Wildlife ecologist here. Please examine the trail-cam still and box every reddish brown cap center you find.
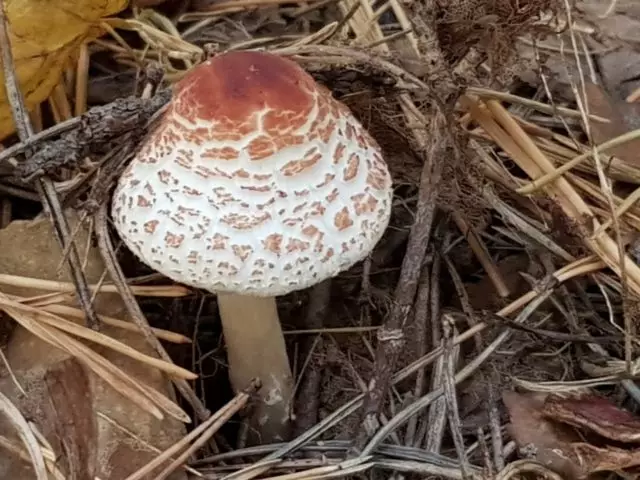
[173,51,317,125]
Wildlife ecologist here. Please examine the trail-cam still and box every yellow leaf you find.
[0,0,128,140]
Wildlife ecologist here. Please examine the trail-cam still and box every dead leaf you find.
[584,82,640,167]
[543,394,640,443]
[0,0,127,140]
[503,391,640,479]
[503,391,585,478]
[43,358,97,479]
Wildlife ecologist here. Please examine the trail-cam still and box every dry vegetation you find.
[2,0,640,479]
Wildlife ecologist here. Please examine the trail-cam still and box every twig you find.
[223,285,558,480]
[353,114,443,451]
[560,2,632,372]
[0,114,81,165]
[487,382,504,471]
[451,212,510,298]
[199,440,476,467]
[443,251,483,352]
[294,279,331,436]
[376,459,479,479]
[221,327,477,480]
[419,233,449,452]
[94,203,210,422]
[403,260,430,447]
[416,239,445,448]
[219,251,599,479]
[0,272,188,296]
[477,427,493,477]
[466,87,609,122]
[0,344,24,395]
[16,90,171,182]
[424,342,447,453]
[488,312,624,344]
[359,290,553,457]
[126,386,255,480]
[37,303,190,344]
[495,460,563,480]
[154,394,250,480]
[516,127,640,195]
[442,316,470,480]
[0,0,101,329]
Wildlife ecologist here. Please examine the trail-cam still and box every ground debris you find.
[0,212,187,479]
[504,391,640,479]
[15,89,171,182]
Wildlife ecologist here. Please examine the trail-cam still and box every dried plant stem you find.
[0,392,47,480]
[221,323,485,480]
[422,249,446,450]
[0,273,188,297]
[0,0,101,329]
[495,460,564,480]
[562,2,631,370]
[35,302,190,344]
[0,291,188,422]
[487,384,505,471]
[404,262,431,447]
[360,290,553,457]
[442,317,469,479]
[466,87,608,122]
[126,387,253,480]
[294,279,331,436]
[424,351,447,452]
[0,295,196,379]
[154,394,249,480]
[464,96,640,295]
[354,117,442,451]
[452,212,510,298]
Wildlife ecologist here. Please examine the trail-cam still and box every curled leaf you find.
[503,391,640,479]
[543,394,640,443]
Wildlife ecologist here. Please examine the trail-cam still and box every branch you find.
[0,0,100,329]
[353,114,445,451]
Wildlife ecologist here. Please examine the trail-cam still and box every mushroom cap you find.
[112,51,393,296]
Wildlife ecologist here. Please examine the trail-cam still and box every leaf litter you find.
[2,0,640,479]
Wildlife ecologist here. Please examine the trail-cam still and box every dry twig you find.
[0,0,101,329]
[354,114,444,451]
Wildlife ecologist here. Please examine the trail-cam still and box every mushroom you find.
[111,51,393,442]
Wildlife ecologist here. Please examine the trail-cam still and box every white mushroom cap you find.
[112,51,393,296]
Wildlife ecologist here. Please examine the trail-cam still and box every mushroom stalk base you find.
[216,292,293,443]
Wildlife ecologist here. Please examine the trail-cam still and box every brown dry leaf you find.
[503,391,584,478]
[584,81,640,167]
[0,0,128,140]
[543,393,640,443]
[503,391,640,479]
[43,358,97,479]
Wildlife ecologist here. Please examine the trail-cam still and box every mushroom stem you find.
[216,292,293,443]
